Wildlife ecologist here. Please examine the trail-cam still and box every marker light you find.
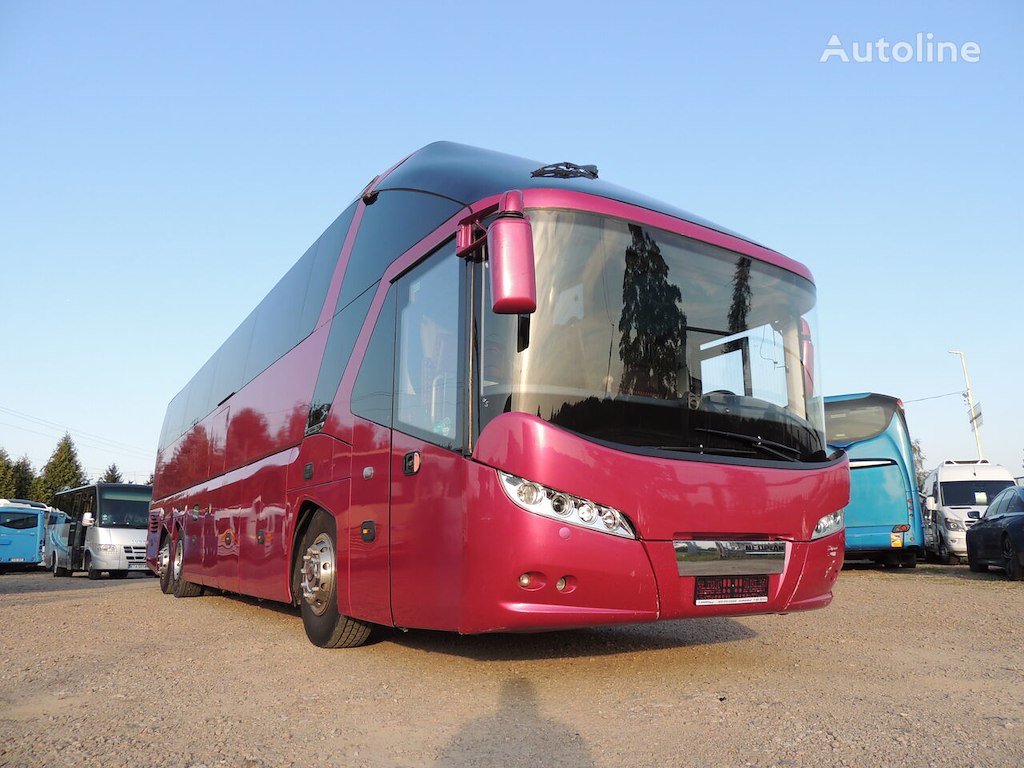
[497,471,636,539]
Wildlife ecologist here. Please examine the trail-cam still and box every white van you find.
[921,460,1016,563]
[49,483,152,579]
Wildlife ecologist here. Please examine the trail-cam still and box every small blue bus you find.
[0,499,47,571]
[824,393,924,568]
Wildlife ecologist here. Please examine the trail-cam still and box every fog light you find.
[519,573,531,587]
[556,577,566,592]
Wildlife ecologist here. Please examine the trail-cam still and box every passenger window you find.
[351,288,397,428]
[307,286,375,434]
[395,244,462,449]
[337,191,463,311]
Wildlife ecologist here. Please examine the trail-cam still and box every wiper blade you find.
[695,427,801,461]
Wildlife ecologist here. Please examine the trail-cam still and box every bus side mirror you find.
[487,190,536,314]
[925,497,936,512]
[82,512,95,527]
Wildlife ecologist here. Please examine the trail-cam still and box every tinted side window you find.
[394,245,463,449]
[300,204,357,335]
[337,191,463,310]
[351,288,397,428]
[306,285,375,434]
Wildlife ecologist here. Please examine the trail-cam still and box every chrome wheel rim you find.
[173,538,184,582]
[159,540,170,580]
[300,532,335,617]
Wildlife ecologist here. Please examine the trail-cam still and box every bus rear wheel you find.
[296,510,370,648]
[52,554,69,578]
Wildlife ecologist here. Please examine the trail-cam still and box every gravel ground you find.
[1,562,1022,768]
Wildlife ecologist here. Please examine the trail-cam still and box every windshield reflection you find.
[478,209,827,462]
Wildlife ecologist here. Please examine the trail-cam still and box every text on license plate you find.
[695,575,769,605]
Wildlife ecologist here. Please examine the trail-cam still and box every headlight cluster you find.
[497,471,636,539]
[97,543,120,553]
[945,518,965,532]
[812,509,844,540]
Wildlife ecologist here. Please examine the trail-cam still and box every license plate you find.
[128,563,148,570]
[695,575,769,605]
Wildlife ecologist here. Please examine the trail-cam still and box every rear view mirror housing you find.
[487,190,536,314]
[82,512,95,527]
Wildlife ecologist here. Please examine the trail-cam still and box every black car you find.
[966,485,1024,580]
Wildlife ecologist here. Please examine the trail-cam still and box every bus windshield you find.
[479,209,826,462]
[97,488,151,528]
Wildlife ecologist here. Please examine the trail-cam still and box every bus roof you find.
[373,142,764,249]
[819,393,901,405]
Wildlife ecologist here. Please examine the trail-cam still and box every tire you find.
[158,535,173,594]
[295,510,371,648]
[52,554,69,578]
[967,545,987,573]
[937,538,955,565]
[171,533,203,598]
[1002,536,1023,581]
[86,553,101,580]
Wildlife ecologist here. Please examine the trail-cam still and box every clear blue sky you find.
[1,1,1021,482]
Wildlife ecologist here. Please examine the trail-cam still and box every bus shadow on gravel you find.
[380,617,757,661]
[186,587,758,658]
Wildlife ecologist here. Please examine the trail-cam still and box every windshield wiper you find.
[695,427,802,461]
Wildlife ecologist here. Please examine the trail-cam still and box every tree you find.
[0,448,13,498]
[912,439,928,491]
[10,456,36,499]
[99,463,124,483]
[34,433,89,507]
[618,224,686,398]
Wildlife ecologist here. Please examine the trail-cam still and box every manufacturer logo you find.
[820,33,981,64]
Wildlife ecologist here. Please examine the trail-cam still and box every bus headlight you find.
[812,509,844,540]
[97,543,119,553]
[944,518,965,532]
[497,471,636,539]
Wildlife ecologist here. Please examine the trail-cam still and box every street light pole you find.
[948,349,984,461]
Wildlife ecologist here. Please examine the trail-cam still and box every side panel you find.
[237,450,296,602]
[389,433,466,630]
[346,418,393,626]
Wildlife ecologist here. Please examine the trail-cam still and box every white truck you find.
[921,460,1016,563]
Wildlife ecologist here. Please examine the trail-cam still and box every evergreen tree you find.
[35,433,89,506]
[11,456,36,499]
[99,463,124,483]
[0,448,13,498]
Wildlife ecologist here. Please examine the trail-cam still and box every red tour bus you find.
[148,143,848,648]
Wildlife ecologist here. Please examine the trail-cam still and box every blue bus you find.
[824,393,924,568]
[0,499,47,571]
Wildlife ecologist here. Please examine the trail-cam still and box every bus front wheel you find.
[86,554,101,580]
[158,536,173,594]
[296,510,370,649]
[170,533,202,598]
